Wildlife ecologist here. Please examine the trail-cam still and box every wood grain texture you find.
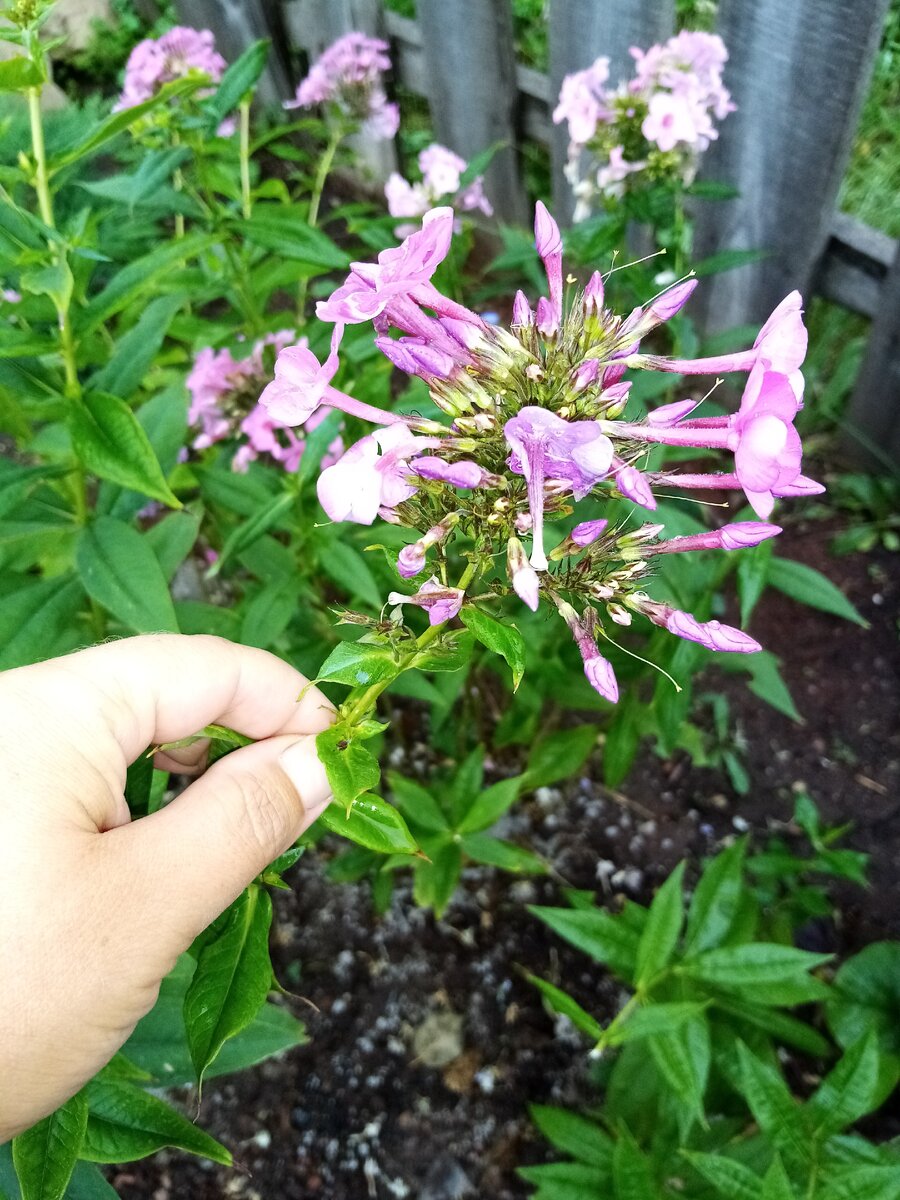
[691,0,891,332]
[174,0,292,107]
[548,0,675,221]
[417,0,528,223]
[846,245,900,465]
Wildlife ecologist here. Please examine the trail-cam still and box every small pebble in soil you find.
[732,815,750,832]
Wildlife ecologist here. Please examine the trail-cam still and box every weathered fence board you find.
[174,0,292,108]
[691,0,891,333]
[417,0,528,223]
[547,0,675,220]
[846,245,900,466]
[816,213,897,321]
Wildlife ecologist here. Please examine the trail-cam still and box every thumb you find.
[107,733,332,948]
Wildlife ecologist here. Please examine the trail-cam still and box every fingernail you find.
[279,736,332,820]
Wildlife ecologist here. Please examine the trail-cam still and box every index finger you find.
[9,634,334,765]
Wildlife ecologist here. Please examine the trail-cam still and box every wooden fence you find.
[177,0,899,462]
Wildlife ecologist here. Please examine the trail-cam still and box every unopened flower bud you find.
[608,603,632,626]
[398,543,427,578]
[512,290,533,327]
[572,519,609,547]
[647,398,699,426]
[619,522,664,546]
[719,521,782,549]
[507,536,540,611]
[536,296,558,338]
[583,270,604,316]
[572,358,600,393]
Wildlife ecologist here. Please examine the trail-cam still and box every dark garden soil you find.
[116,516,899,1200]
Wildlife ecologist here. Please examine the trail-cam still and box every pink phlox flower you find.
[286,32,397,140]
[504,406,615,570]
[411,457,487,488]
[317,208,454,325]
[556,599,619,702]
[186,346,248,448]
[552,56,612,147]
[317,425,437,524]
[388,577,464,626]
[728,365,804,517]
[753,291,808,374]
[115,26,226,111]
[636,596,760,653]
[2,287,21,304]
[642,90,704,152]
[534,201,564,330]
[597,145,645,196]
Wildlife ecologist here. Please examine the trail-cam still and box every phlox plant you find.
[554,31,736,268]
[520,816,900,1200]
[0,6,870,1195]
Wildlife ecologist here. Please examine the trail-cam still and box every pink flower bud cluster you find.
[187,332,342,474]
[114,26,227,112]
[285,31,399,140]
[258,203,821,705]
[385,143,493,231]
[553,32,734,213]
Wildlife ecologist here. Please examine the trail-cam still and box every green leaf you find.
[76,517,179,633]
[51,77,206,170]
[713,997,832,1057]
[612,1127,659,1200]
[517,1162,609,1197]
[685,838,748,954]
[529,906,640,981]
[525,974,602,1039]
[807,1030,884,1138]
[205,40,269,119]
[460,832,545,873]
[81,1079,230,1165]
[316,640,398,689]
[767,558,867,627]
[319,540,383,609]
[605,1002,709,1047]
[760,1156,795,1200]
[211,491,294,573]
[681,943,831,989]
[183,887,274,1084]
[316,794,419,855]
[0,56,43,90]
[78,233,216,334]
[20,260,73,311]
[123,954,305,1087]
[0,574,84,670]
[316,724,381,809]
[240,578,296,648]
[735,1043,810,1162]
[90,295,182,399]
[412,841,461,916]
[145,510,201,582]
[682,1151,762,1200]
[826,942,900,1056]
[12,1091,87,1200]
[412,629,475,673]
[77,148,194,213]
[70,392,181,508]
[602,691,643,786]
[460,606,526,690]
[647,1017,709,1128]
[528,1105,613,1168]
[456,777,521,834]
[635,861,685,986]
[736,540,773,627]
[521,725,597,790]
[387,771,449,835]
[819,1165,900,1200]
[242,210,351,268]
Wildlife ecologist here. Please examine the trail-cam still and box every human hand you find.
[0,634,334,1142]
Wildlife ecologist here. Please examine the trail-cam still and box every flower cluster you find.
[385,143,493,232]
[259,203,820,704]
[187,333,342,473]
[114,26,227,112]
[286,31,399,140]
[554,32,734,217]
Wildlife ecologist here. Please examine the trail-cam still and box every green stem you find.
[239,99,252,221]
[342,559,479,727]
[296,126,343,324]
[28,62,104,640]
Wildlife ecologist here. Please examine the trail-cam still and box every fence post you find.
[416,0,527,224]
[283,0,398,183]
[547,0,675,223]
[691,0,890,333]
[846,245,900,466]
[173,0,292,107]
